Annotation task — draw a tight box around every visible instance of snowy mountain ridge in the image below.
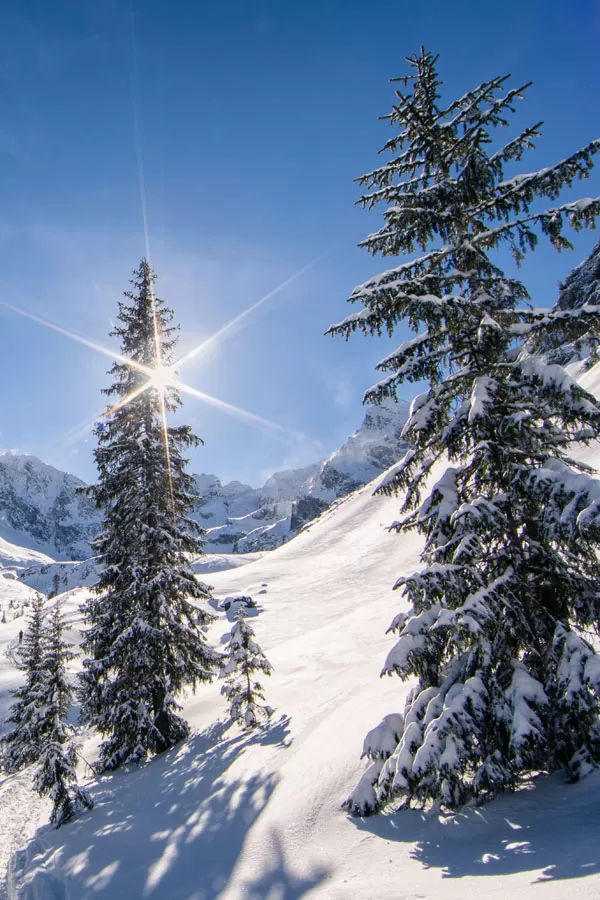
[199,398,411,553]
[0,399,411,561]
[533,237,600,367]
[0,453,100,560]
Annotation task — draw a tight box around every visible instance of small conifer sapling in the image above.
[220,610,273,729]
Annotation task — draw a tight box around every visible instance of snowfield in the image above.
[3,374,600,896]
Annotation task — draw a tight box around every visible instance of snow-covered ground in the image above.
[2,454,600,898]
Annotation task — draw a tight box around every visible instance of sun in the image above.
[148,364,174,393]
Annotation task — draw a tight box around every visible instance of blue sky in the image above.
[0,0,598,486]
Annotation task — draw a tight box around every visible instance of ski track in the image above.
[0,618,48,897]
[0,772,46,899]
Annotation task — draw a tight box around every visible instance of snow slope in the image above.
[0,454,100,561]
[5,443,600,898]
[195,397,411,553]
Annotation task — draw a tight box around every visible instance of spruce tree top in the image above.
[107,258,177,397]
[90,258,203,529]
[328,48,600,405]
[86,256,212,619]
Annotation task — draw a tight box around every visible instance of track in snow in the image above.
[0,771,46,899]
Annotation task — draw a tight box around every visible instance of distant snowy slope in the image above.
[199,397,411,552]
[0,537,53,572]
[0,453,100,560]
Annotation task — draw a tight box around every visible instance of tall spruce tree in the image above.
[328,49,600,813]
[2,593,47,773]
[80,259,219,771]
[33,600,93,826]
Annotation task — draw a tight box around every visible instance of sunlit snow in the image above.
[2,384,600,896]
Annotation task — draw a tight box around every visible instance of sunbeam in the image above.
[2,298,297,440]
[2,242,321,492]
[48,408,107,454]
[172,379,302,437]
[156,383,176,515]
[145,271,176,511]
[99,380,153,420]
[1,302,153,379]
[175,249,332,370]
[0,8,328,515]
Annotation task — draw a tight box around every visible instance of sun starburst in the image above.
[2,262,313,515]
[1,301,293,438]
[148,365,173,393]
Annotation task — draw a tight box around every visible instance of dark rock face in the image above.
[536,239,600,367]
[557,239,600,312]
[290,497,330,532]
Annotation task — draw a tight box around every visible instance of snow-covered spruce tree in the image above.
[33,600,93,826]
[80,259,219,771]
[530,237,600,368]
[220,610,273,728]
[328,49,600,813]
[2,593,47,773]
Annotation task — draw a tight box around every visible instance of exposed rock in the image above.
[533,238,600,367]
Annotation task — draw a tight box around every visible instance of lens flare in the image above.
[172,379,301,436]
[2,246,321,508]
[2,302,153,378]
[176,250,331,370]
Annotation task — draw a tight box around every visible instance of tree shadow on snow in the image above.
[17,715,293,900]
[352,770,600,884]
[239,829,329,899]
